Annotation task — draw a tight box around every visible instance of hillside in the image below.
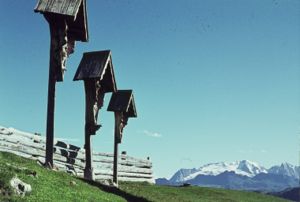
[0,152,289,202]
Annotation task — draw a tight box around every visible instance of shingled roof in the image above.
[34,0,88,42]
[107,90,137,118]
[73,50,117,93]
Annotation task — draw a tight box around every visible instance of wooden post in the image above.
[113,112,123,185]
[84,129,94,180]
[45,54,56,167]
[113,113,119,184]
[45,19,67,168]
[113,137,118,184]
[83,80,99,180]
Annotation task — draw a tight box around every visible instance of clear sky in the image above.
[0,0,299,178]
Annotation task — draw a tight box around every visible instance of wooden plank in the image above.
[93,152,114,158]
[121,155,151,165]
[93,164,153,175]
[94,175,154,183]
[0,135,45,150]
[119,160,152,168]
[94,170,152,179]
[34,0,82,17]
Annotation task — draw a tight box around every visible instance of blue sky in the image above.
[0,0,299,178]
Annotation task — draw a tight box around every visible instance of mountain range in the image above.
[156,160,300,192]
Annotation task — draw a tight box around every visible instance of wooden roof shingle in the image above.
[34,0,88,42]
[73,50,117,93]
[107,90,137,118]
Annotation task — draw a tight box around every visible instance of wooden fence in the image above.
[0,126,154,183]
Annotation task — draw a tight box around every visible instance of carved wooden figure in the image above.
[74,50,117,180]
[107,90,137,185]
[34,0,88,168]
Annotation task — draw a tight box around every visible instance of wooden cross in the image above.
[107,90,137,185]
[74,50,117,180]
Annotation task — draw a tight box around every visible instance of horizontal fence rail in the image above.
[0,126,154,183]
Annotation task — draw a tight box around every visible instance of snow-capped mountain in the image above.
[169,168,198,183]
[156,160,299,192]
[177,160,267,182]
[268,163,300,179]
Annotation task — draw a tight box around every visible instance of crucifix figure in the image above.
[84,79,106,135]
[114,112,129,144]
[45,14,76,81]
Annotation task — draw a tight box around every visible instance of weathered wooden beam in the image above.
[45,16,70,168]
[83,133,94,180]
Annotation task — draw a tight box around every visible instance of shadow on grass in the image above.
[78,178,150,202]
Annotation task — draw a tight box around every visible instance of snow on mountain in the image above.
[169,168,198,183]
[159,160,299,192]
[237,160,267,176]
[180,160,267,181]
[268,163,300,179]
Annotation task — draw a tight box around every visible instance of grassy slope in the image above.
[119,182,289,202]
[0,152,289,202]
[0,152,125,202]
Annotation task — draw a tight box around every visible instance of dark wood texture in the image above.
[74,50,117,180]
[45,20,68,167]
[34,0,88,42]
[73,50,117,93]
[107,90,137,118]
[84,132,94,180]
[113,121,119,184]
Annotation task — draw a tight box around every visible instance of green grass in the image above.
[0,152,289,202]
[0,152,125,202]
[119,182,290,202]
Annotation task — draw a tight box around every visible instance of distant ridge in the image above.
[156,160,299,192]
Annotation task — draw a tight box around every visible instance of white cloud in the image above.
[142,130,162,138]
[260,149,267,153]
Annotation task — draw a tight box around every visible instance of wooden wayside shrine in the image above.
[108,90,137,185]
[34,0,89,168]
[74,50,117,180]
